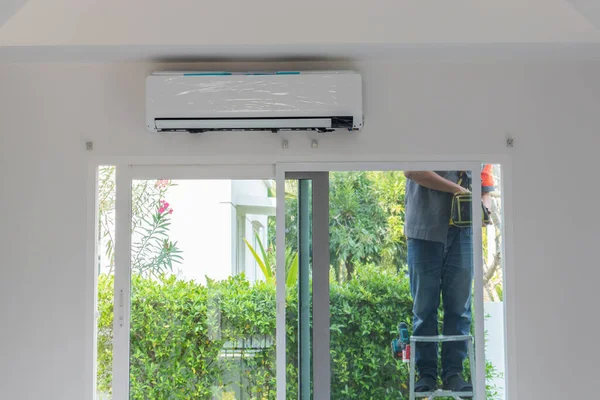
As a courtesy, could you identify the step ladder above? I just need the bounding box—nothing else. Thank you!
[409,335,476,400]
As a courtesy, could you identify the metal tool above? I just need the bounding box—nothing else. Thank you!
[391,322,411,362]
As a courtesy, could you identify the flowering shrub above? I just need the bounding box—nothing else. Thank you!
[130,197,182,278]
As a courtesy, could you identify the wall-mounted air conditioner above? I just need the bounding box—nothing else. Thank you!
[146,71,363,133]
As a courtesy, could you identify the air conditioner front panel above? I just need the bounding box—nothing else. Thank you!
[147,72,362,132]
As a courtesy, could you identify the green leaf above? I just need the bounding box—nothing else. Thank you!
[286,252,298,287]
[244,238,274,284]
[255,233,271,272]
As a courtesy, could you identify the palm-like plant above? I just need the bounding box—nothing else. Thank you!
[244,233,298,287]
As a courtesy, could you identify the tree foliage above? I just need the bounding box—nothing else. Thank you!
[329,171,407,281]
[329,172,388,281]
[267,172,408,282]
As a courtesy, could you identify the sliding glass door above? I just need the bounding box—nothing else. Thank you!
[104,161,492,400]
[275,163,486,400]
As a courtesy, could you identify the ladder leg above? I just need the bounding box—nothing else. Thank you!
[409,339,416,400]
[468,336,476,399]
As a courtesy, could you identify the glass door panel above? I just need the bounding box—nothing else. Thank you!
[284,178,313,400]
[128,178,277,400]
[328,170,477,399]
[278,166,487,400]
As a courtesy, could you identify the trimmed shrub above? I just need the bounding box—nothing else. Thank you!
[97,266,499,399]
[329,265,413,399]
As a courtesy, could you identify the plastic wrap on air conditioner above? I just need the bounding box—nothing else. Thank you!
[146,71,363,132]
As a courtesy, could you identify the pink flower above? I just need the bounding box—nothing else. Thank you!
[155,180,170,189]
[158,199,173,215]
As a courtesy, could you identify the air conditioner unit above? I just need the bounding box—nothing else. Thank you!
[146,71,363,133]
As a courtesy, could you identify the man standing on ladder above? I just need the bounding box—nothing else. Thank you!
[403,166,494,395]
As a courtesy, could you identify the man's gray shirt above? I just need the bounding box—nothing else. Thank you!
[404,171,467,244]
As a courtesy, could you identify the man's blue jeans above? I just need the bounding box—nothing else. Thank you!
[408,227,473,381]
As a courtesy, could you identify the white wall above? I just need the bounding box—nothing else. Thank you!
[165,179,271,284]
[0,60,599,400]
[232,180,272,283]
[167,180,233,284]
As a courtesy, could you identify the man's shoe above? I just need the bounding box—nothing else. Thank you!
[415,374,437,392]
[443,374,473,398]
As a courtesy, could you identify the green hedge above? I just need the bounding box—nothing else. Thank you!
[97,266,498,399]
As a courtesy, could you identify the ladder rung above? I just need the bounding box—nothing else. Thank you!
[411,335,472,343]
[415,390,474,398]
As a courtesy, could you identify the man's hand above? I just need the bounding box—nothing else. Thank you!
[404,171,470,195]
[455,186,471,195]
[482,192,492,211]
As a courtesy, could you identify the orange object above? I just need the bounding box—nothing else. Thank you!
[481,164,495,192]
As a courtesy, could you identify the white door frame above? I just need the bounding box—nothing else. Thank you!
[112,165,132,400]
[275,161,486,400]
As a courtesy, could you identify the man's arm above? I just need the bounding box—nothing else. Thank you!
[404,171,470,195]
[481,192,492,211]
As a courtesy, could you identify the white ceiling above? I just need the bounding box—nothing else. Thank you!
[0,0,29,29]
[1,0,600,62]
[567,0,600,28]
